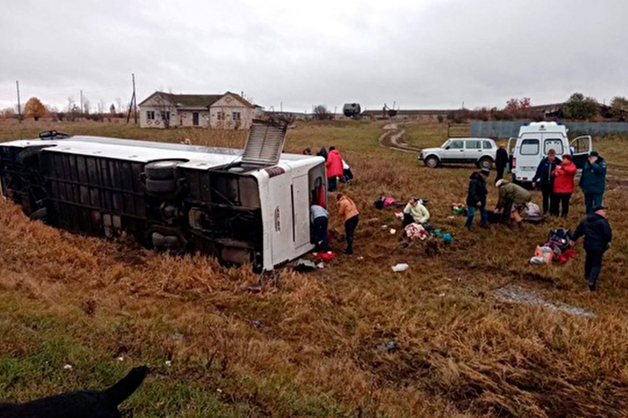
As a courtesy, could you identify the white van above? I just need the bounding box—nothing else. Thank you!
[508,122,592,184]
[0,121,327,272]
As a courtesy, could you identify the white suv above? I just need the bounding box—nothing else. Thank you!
[419,138,497,169]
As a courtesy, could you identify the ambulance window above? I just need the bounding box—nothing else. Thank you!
[544,139,563,155]
[520,139,539,155]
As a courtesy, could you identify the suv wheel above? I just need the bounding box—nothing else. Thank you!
[424,156,439,168]
[479,157,493,170]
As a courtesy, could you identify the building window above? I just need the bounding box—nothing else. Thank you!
[232,112,241,121]
[146,111,155,120]
[161,111,170,121]
[217,111,225,120]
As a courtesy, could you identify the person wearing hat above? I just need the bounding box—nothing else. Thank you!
[571,205,612,291]
[465,168,490,230]
[580,151,607,214]
[551,153,577,217]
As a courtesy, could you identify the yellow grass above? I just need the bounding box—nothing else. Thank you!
[1,118,628,417]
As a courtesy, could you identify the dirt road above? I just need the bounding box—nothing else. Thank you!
[378,123,421,154]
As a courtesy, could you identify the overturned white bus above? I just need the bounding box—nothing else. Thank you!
[0,121,327,271]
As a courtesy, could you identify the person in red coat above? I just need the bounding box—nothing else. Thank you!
[326,146,344,191]
[551,154,577,217]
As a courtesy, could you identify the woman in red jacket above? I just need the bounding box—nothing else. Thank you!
[325,146,344,191]
[551,154,577,217]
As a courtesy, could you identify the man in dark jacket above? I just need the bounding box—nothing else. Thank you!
[580,151,607,214]
[571,205,612,291]
[465,168,489,230]
[532,149,561,215]
[495,145,509,184]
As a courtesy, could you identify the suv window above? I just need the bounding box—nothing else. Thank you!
[466,140,481,149]
[520,139,539,155]
[448,140,463,149]
[482,141,492,149]
[544,138,563,155]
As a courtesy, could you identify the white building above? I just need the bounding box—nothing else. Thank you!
[138,91,260,129]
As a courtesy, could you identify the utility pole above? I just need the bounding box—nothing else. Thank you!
[16,80,22,123]
[80,89,83,119]
[127,73,137,124]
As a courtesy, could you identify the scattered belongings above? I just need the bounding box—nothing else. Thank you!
[374,197,404,209]
[404,223,428,241]
[377,340,400,352]
[529,228,576,265]
[442,233,453,244]
[315,251,337,262]
[381,225,388,230]
[451,203,467,216]
[252,319,263,328]
[392,263,409,272]
[434,229,442,236]
[389,228,397,234]
[293,259,317,272]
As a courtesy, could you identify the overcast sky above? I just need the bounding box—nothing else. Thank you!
[1,0,627,112]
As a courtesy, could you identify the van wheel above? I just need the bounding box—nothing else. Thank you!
[424,156,439,168]
[144,160,182,180]
[146,178,176,193]
[479,157,493,170]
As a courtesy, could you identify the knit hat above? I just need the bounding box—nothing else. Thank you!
[590,151,600,157]
[593,205,607,212]
[480,168,490,177]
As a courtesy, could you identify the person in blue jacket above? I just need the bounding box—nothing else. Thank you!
[532,149,561,215]
[580,151,607,214]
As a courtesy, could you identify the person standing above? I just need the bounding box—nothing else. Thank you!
[310,204,329,252]
[580,151,607,214]
[551,154,577,217]
[495,179,531,227]
[532,149,561,215]
[571,205,612,291]
[466,168,490,230]
[495,145,509,184]
[326,146,343,192]
[402,198,430,226]
[337,193,359,254]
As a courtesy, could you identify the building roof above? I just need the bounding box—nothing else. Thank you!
[138,92,255,109]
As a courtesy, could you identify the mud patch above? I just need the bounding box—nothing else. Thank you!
[494,284,594,317]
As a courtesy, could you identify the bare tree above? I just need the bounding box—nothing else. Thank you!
[313,105,332,120]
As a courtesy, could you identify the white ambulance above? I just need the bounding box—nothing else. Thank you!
[508,122,592,185]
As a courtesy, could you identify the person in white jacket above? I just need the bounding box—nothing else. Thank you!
[403,198,430,226]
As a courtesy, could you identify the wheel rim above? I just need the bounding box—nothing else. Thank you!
[427,158,437,168]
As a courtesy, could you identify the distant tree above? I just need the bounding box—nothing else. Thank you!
[563,93,599,120]
[313,105,332,120]
[0,107,16,119]
[610,96,628,121]
[504,97,532,118]
[23,97,48,121]
[110,104,116,115]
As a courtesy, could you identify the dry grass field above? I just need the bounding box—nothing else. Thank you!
[1,119,628,417]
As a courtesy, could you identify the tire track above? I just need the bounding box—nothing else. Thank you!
[378,123,421,154]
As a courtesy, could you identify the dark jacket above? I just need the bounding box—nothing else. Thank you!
[572,213,612,252]
[496,148,509,169]
[580,156,607,195]
[466,172,488,207]
[532,157,562,187]
[317,147,328,161]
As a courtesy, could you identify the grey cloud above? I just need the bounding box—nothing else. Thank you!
[1,0,627,111]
